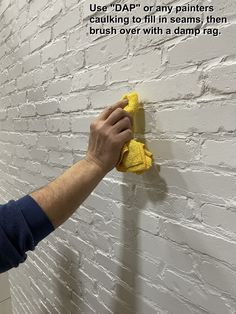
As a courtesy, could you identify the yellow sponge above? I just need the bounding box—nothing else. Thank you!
[116,92,153,174]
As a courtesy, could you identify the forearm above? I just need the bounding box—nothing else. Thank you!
[29,99,132,230]
[30,159,106,229]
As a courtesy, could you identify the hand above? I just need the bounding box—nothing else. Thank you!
[85,99,133,174]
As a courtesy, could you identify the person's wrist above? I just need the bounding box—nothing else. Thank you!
[83,154,109,177]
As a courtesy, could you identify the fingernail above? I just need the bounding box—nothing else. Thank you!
[123,99,128,104]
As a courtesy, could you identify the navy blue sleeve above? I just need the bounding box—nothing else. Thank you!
[0,195,54,273]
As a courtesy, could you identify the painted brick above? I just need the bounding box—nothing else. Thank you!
[163,270,230,314]
[36,101,59,116]
[164,221,236,267]
[206,64,236,94]
[38,135,59,149]
[8,63,22,80]
[47,78,72,96]
[71,116,94,133]
[0,110,7,120]
[46,117,70,133]
[82,258,115,291]
[48,151,73,167]
[55,51,84,76]
[201,139,236,168]
[39,0,64,27]
[154,102,236,133]
[28,0,47,19]
[59,134,88,151]
[19,104,36,117]
[30,28,51,52]
[198,259,236,296]
[3,4,17,25]
[122,231,194,272]
[17,72,34,90]
[89,87,129,109]
[0,0,10,16]
[28,118,46,132]
[68,26,88,50]
[136,71,203,102]
[159,166,235,199]
[72,66,106,91]
[202,204,236,233]
[21,18,38,42]
[169,25,236,65]
[136,276,193,314]
[205,0,236,16]
[42,39,66,63]
[2,0,236,313]
[16,42,30,59]
[0,26,11,44]
[149,139,196,162]
[137,211,159,235]
[0,43,7,59]
[0,54,14,70]
[53,6,81,37]
[2,81,15,95]
[60,94,89,112]
[0,70,8,85]
[85,35,127,66]
[27,87,45,102]
[108,50,162,83]
[23,52,40,72]
[34,64,54,85]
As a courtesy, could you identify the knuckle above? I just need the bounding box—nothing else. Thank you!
[128,128,133,135]
[107,105,114,112]
[100,123,109,136]
[116,107,124,115]
[127,129,133,139]
[95,121,104,132]
[90,120,96,130]
[103,106,113,116]
[127,113,133,122]
[104,129,111,138]
[124,116,130,124]
[99,123,105,133]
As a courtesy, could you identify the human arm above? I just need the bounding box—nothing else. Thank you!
[0,98,132,273]
[29,99,133,228]
[0,195,54,273]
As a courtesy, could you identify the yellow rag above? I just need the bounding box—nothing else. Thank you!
[116,92,153,174]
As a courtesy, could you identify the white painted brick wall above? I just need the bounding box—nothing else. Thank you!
[0,0,236,313]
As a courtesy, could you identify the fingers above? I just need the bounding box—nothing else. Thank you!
[98,99,128,121]
[117,129,133,144]
[106,108,133,127]
[112,116,132,133]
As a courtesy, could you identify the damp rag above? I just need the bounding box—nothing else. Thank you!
[116,92,153,174]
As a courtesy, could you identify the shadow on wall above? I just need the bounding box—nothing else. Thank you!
[111,168,168,313]
[112,102,168,313]
[42,101,196,313]
[45,101,169,314]
[40,241,83,314]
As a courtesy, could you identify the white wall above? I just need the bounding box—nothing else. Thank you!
[0,273,12,314]
[0,0,236,313]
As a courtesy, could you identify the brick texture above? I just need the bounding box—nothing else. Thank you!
[0,0,236,313]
